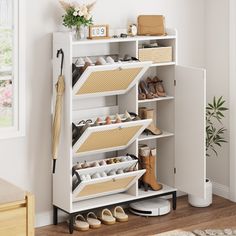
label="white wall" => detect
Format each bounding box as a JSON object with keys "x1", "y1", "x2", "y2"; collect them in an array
[
  {"x1": 0, "y1": 0, "x2": 206, "y2": 227},
  {"x1": 205, "y1": 0, "x2": 230, "y2": 191}
]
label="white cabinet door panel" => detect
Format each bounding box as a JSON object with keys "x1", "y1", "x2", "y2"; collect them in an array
[{"x1": 175, "y1": 65, "x2": 206, "y2": 198}]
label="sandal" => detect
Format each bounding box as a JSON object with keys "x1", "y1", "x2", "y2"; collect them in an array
[
  {"x1": 86, "y1": 212, "x2": 101, "y2": 229},
  {"x1": 139, "y1": 81, "x2": 155, "y2": 99},
  {"x1": 111, "y1": 206, "x2": 128, "y2": 222},
  {"x1": 153, "y1": 76, "x2": 166, "y2": 97},
  {"x1": 73, "y1": 214, "x2": 89, "y2": 231},
  {"x1": 98, "y1": 208, "x2": 116, "y2": 225}
]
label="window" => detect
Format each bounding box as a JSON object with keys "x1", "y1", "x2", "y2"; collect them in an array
[{"x1": 0, "y1": 0, "x2": 25, "y2": 138}]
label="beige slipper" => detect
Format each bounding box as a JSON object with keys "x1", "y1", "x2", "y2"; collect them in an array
[
  {"x1": 112, "y1": 206, "x2": 128, "y2": 222},
  {"x1": 86, "y1": 212, "x2": 101, "y2": 229},
  {"x1": 98, "y1": 208, "x2": 116, "y2": 225},
  {"x1": 74, "y1": 214, "x2": 89, "y2": 231}
]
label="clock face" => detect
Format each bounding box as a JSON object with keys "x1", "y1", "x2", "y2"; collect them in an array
[{"x1": 91, "y1": 26, "x2": 107, "y2": 37}]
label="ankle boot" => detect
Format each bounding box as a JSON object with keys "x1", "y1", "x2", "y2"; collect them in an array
[
  {"x1": 143, "y1": 109, "x2": 162, "y2": 135},
  {"x1": 138, "y1": 107, "x2": 147, "y2": 119}
]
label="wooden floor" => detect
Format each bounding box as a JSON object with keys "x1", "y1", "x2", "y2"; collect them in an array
[{"x1": 36, "y1": 195, "x2": 236, "y2": 236}]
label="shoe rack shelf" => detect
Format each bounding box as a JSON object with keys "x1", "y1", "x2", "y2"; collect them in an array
[{"x1": 52, "y1": 28, "x2": 206, "y2": 234}]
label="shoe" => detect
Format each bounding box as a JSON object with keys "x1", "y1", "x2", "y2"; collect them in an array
[
  {"x1": 72, "y1": 63, "x2": 82, "y2": 87},
  {"x1": 116, "y1": 169, "x2": 124, "y2": 174},
  {"x1": 91, "y1": 172, "x2": 101, "y2": 179},
  {"x1": 72, "y1": 162, "x2": 82, "y2": 175},
  {"x1": 153, "y1": 76, "x2": 166, "y2": 97},
  {"x1": 139, "y1": 146, "x2": 162, "y2": 191},
  {"x1": 111, "y1": 206, "x2": 128, "y2": 222},
  {"x1": 81, "y1": 161, "x2": 90, "y2": 169},
  {"x1": 139, "y1": 108, "x2": 162, "y2": 135},
  {"x1": 146, "y1": 77, "x2": 159, "y2": 98},
  {"x1": 84, "y1": 57, "x2": 93, "y2": 64},
  {"x1": 138, "y1": 84, "x2": 146, "y2": 100},
  {"x1": 93, "y1": 117, "x2": 102, "y2": 126},
  {"x1": 115, "y1": 113, "x2": 122, "y2": 123},
  {"x1": 106, "y1": 56, "x2": 115, "y2": 64},
  {"x1": 100, "y1": 171, "x2": 107, "y2": 177},
  {"x1": 108, "y1": 170, "x2": 116, "y2": 176},
  {"x1": 90, "y1": 162, "x2": 100, "y2": 167},
  {"x1": 73, "y1": 214, "x2": 89, "y2": 231},
  {"x1": 124, "y1": 111, "x2": 132, "y2": 122},
  {"x1": 105, "y1": 116, "x2": 112, "y2": 125},
  {"x1": 86, "y1": 212, "x2": 101, "y2": 229},
  {"x1": 119, "y1": 156, "x2": 127, "y2": 162},
  {"x1": 76, "y1": 57, "x2": 85, "y2": 65},
  {"x1": 72, "y1": 121, "x2": 91, "y2": 146},
  {"x1": 99, "y1": 160, "x2": 107, "y2": 166},
  {"x1": 95, "y1": 57, "x2": 107, "y2": 65},
  {"x1": 98, "y1": 209, "x2": 116, "y2": 225},
  {"x1": 80, "y1": 61, "x2": 92, "y2": 75},
  {"x1": 139, "y1": 81, "x2": 155, "y2": 99}
]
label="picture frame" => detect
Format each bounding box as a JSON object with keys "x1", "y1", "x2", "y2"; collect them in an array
[{"x1": 88, "y1": 25, "x2": 110, "y2": 39}]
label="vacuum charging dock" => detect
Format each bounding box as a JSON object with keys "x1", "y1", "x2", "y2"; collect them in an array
[{"x1": 129, "y1": 198, "x2": 171, "y2": 216}]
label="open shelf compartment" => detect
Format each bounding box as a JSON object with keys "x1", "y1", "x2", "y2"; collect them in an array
[
  {"x1": 73, "y1": 119, "x2": 152, "y2": 156},
  {"x1": 72, "y1": 169, "x2": 146, "y2": 202},
  {"x1": 72, "y1": 61, "x2": 151, "y2": 98}
]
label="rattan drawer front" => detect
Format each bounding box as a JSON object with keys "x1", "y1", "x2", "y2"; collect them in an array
[
  {"x1": 139, "y1": 47, "x2": 172, "y2": 63},
  {"x1": 73, "y1": 119, "x2": 151, "y2": 156},
  {"x1": 72, "y1": 62, "x2": 151, "y2": 97},
  {"x1": 77, "y1": 125, "x2": 142, "y2": 154},
  {"x1": 77, "y1": 68, "x2": 141, "y2": 95},
  {"x1": 72, "y1": 169, "x2": 146, "y2": 202},
  {"x1": 77, "y1": 176, "x2": 135, "y2": 198}
]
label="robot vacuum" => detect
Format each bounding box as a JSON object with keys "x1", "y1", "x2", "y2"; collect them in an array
[{"x1": 129, "y1": 198, "x2": 171, "y2": 216}]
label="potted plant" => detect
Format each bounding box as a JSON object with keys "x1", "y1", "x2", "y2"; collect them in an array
[
  {"x1": 59, "y1": 0, "x2": 95, "y2": 40},
  {"x1": 189, "y1": 96, "x2": 228, "y2": 207}
]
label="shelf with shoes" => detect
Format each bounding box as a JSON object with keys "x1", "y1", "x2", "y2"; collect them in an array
[{"x1": 72, "y1": 112, "x2": 151, "y2": 157}]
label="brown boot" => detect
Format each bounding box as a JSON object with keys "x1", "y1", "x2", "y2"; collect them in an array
[
  {"x1": 148, "y1": 149, "x2": 162, "y2": 191},
  {"x1": 138, "y1": 107, "x2": 147, "y2": 119},
  {"x1": 143, "y1": 109, "x2": 162, "y2": 135},
  {"x1": 139, "y1": 147, "x2": 162, "y2": 191}
]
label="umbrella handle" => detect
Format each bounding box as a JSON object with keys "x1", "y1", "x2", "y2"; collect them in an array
[{"x1": 57, "y1": 49, "x2": 64, "y2": 76}]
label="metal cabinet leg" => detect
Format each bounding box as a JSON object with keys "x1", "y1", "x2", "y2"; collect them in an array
[
  {"x1": 172, "y1": 191, "x2": 177, "y2": 210},
  {"x1": 69, "y1": 214, "x2": 74, "y2": 234},
  {"x1": 53, "y1": 206, "x2": 58, "y2": 225}
]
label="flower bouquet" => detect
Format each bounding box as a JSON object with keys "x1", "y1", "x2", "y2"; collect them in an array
[{"x1": 59, "y1": 0, "x2": 96, "y2": 39}]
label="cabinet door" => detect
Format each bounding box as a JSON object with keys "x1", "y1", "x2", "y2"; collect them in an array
[{"x1": 175, "y1": 65, "x2": 206, "y2": 198}]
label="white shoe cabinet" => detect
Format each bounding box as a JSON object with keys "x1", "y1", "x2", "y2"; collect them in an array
[{"x1": 52, "y1": 29, "x2": 206, "y2": 234}]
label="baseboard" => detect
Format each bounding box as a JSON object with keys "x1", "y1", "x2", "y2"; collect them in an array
[
  {"x1": 35, "y1": 210, "x2": 67, "y2": 228},
  {"x1": 212, "y1": 181, "x2": 230, "y2": 199}
]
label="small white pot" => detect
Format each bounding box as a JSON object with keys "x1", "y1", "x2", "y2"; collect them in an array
[{"x1": 188, "y1": 179, "x2": 212, "y2": 207}]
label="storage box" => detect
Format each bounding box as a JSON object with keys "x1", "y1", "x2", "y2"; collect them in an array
[{"x1": 138, "y1": 47, "x2": 172, "y2": 63}]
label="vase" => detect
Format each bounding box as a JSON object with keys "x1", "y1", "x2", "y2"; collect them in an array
[{"x1": 73, "y1": 25, "x2": 87, "y2": 40}]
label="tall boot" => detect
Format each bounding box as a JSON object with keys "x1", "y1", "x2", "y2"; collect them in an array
[
  {"x1": 139, "y1": 146, "x2": 162, "y2": 191},
  {"x1": 143, "y1": 109, "x2": 162, "y2": 135},
  {"x1": 148, "y1": 148, "x2": 162, "y2": 191}
]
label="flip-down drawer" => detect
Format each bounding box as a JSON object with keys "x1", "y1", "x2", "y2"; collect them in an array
[
  {"x1": 73, "y1": 119, "x2": 151, "y2": 156},
  {"x1": 73, "y1": 169, "x2": 146, "y2": 202},
  {"x1": 72, "y1": 61, "x2": 151, "y2": 98}
]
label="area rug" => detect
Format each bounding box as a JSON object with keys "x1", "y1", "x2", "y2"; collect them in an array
[{"x1": 155, "y1": 229, "x2": 236, "y2": 236}]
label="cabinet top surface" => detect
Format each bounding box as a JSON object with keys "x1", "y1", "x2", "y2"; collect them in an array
[{"x1": 53, "y1": 31, "x2": 177, "y2": 45}]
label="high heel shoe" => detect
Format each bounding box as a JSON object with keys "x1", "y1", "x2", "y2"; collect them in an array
[
  {"x1": 139, "y1": 81, "x2": 155, "y2": 99},
  {"x1": 105, "y1": 116, "x2": 112, "y2": 125},
  {"x1": 146, "y1": 77, "x2": 159, "y2": 98},
  {"x1": 138, "y1": 84, "x2": 146, "y2": 100},
  {"x1": 153, "y1": 76, "x2": 166, "y2": 97},
  {"x1": 115, "y1": 114, "x2": 122, "y2": 123}
]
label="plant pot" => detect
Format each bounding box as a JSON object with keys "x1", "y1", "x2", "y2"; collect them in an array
[{"x1": 188, "y1": 179, "x2": 212, "y2": 207}]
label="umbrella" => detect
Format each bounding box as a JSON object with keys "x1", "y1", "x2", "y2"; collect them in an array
[{"x1": 52, "y1": 49, "x2": 65, "y2": 173}]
